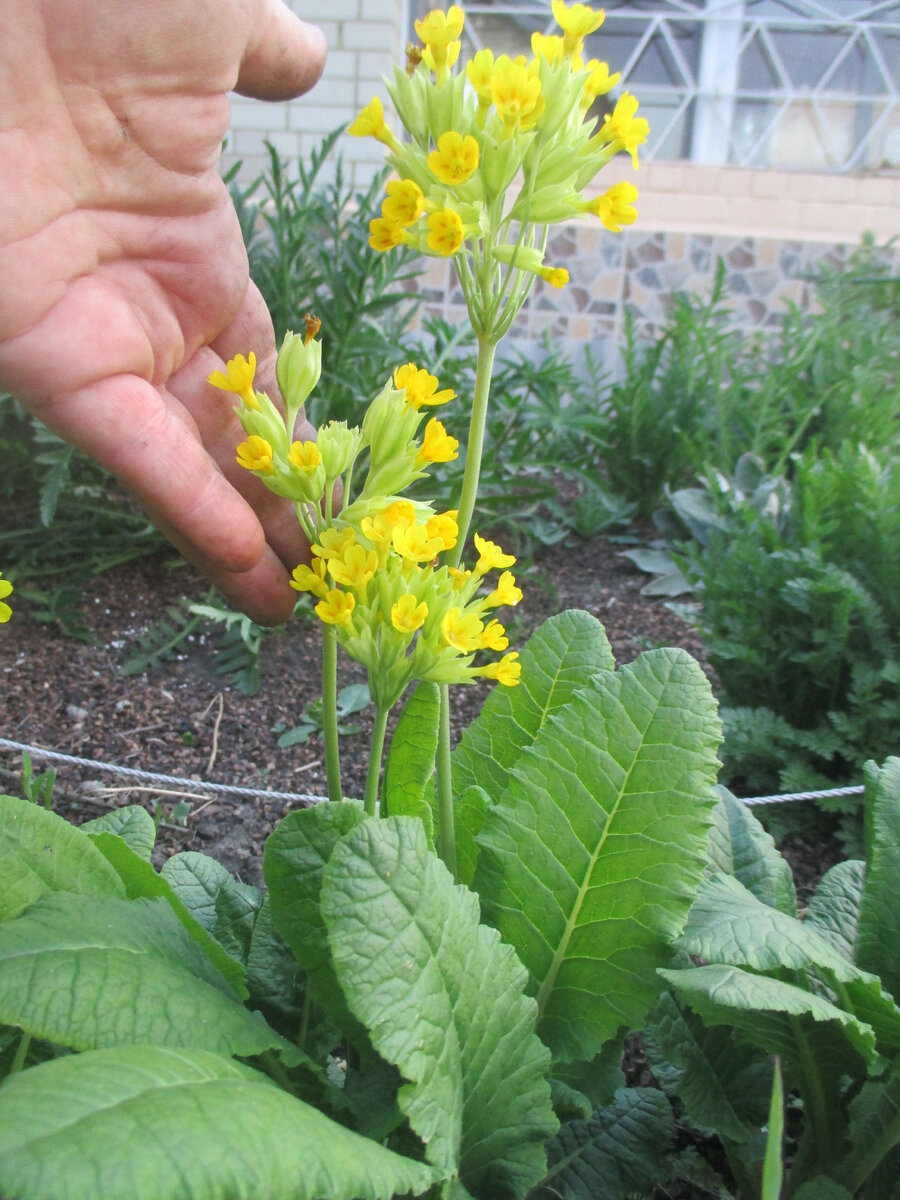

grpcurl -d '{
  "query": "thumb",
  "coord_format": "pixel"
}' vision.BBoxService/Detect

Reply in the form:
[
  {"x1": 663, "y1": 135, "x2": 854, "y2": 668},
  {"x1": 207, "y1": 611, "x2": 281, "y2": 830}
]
[{"x1": 236, "y1": 0, "x2": 327, "y2": 100}]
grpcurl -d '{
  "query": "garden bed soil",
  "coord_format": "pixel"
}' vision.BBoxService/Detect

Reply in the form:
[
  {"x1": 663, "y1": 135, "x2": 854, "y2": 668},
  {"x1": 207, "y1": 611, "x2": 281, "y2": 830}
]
[{"x1": 1, "y1": 531, "x2": 839, "y2": 900}]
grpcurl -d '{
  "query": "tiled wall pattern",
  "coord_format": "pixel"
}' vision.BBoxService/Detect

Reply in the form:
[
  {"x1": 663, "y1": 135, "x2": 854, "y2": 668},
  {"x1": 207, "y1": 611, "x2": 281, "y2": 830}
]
[{"x1": 405, "y1": 229, "x2": 900, "y2": 374}]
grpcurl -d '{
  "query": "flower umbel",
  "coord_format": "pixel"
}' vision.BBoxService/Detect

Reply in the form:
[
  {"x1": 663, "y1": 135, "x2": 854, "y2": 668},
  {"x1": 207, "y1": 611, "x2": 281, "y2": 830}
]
[{"x1": 0, "y1": 573, "x2": 12, "y2": 623}]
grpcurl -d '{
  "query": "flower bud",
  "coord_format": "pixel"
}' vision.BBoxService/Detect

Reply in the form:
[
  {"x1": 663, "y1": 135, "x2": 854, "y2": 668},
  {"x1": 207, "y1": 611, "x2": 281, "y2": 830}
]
[
  {"x1": 317, "y1": 420, "x2": 363, "y2": 481},
  {"x1": 276, "y1": 318, "x2": 323, "y2": 421}
]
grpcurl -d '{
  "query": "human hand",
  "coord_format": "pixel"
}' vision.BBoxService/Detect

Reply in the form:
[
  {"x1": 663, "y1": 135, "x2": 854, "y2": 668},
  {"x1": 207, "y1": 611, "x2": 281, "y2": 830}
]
[{"x1": 0, "y1": 0, "x2": 326, "y2": 623}]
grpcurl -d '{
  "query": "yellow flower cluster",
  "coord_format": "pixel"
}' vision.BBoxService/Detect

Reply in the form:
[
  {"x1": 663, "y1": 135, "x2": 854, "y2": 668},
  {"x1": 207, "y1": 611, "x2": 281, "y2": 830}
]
[
  {"x1": 290, "y1": 506, "x2": 523, "y2": 708},
  {"x1": 348, "y1": 0, "x2": 647, "y2": 314}
]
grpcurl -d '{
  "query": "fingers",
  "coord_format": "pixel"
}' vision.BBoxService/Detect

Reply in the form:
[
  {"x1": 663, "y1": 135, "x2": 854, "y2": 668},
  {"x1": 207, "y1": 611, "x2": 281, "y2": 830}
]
[{"x1": 236, "y1": 0, "x2": 327, "y2": 101}]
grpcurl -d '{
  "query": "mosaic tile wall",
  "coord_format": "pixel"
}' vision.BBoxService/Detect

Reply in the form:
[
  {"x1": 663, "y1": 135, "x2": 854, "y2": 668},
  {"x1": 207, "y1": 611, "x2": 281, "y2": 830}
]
[{"x1": 405, "y1": 229, "x2": 900, "y2": 375}]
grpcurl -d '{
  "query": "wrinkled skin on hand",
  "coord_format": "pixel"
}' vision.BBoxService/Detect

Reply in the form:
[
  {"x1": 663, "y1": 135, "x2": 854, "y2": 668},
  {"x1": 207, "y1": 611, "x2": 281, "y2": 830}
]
[{"x1": 0, "y1": 0, "x2": 327, "y2": 622}]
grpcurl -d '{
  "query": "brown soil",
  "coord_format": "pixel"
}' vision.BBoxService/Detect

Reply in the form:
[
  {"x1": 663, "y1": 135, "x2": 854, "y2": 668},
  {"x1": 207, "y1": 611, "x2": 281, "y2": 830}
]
[{"x1": 0, "y1": 532, "x2": 837, "y2": 897}]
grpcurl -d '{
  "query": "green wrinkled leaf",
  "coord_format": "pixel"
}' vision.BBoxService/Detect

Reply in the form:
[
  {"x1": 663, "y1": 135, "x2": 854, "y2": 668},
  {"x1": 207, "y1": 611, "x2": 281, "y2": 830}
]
[
  {"x1": 321, "y1": 817, "x2": 557, "y2": 1199},
  {"x1": 80, "y1": 804, "x2": 156, "y2": 859},
  {"x1": 0, "y1": 892, "x2": 289, "y2": 1059},
  {"x1": 858, "y1": 757, "x2": 900, "y2": 998},
  {"x1": 679, "y1": 874, "x2": 900, "y2": 1050},
  {"x1": 806, "y1": 859, "x2": 865, "y2": 963},
  {"x1": 539, "y1": 1087, "x2": 673, "y2": 1200},
  {"x1": 0, "y1": 1046, "x2": 440, "y2": 1200},
  {"x1": 707, "y1": 787, "x2": 796, "y2": 915},
  {"x1": 161, "y1": 850, "x2": 261, "y2": 944},
  {"x1": 382, "y1": 680, "x2": 438, "y2": 840},
  {"x1": 838, "y1": 1063, "x2": 900, "y2": 1194},
  {"x1": 660, "y1": 964, "x2": 876, "y2": 1072},
  {"x1": 88, "y1": 832, "x2": 247, "y2": 997},
  {"x1": 452, "y1": 609, "x2": 615, "y2": 804},
  {"x1": 454, "y1": 784, "x2": 489, "y2": 887},
  {"x1": 246, "y1": 894, "x2": 302, "y2": 1017},
  {"x1": 474, "y1": 647, "x2": 721, "y2": 1061},
  {"x1": 0, "y1": 794, "x2": 125, "y2": 921}
]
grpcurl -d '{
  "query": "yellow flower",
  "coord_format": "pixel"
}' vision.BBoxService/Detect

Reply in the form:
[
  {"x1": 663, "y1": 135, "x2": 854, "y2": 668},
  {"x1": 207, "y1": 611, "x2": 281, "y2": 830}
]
[
  {"x1": 448, "y1": 566, "x2": 471, "y2": 591},
  {"x1": 383, "y1": 499, "x2": 417, "y2": 527},
  {"x1": 417, "y1": 417, "x2": 459, "y2": 464},
  {"x1": 531, "y1": 33, "x2": 567, "y2": 65},
  {"x1": 490, "y1": 55, "x2": 542, "y2": 130},
  {"x1": 392, "y1": 522, "x2": 446, "y2": 564},
  {"x1": 236, "y1": 435, "x2": 275, "y2": 473},
  {"x1": 382, "y1": 179, "x2": 426, "y2": 226},
  {"x1": 426, "y1": 209, "x2": 465, "y2": 256},
  {"x1": 312, "y1": 527, "x2": 357, "y2": 560},
  {"x1": 290, "y1": 559, "x2": 329, "y2": 599},
  {"x1": 0, "y1": 573, "x2": 12, "y2": 623},
  {"x1": 369, "y1": 216, "x2": 408, "y2": 253},
  {"x1": 539, "y1": 265, "x2": 569, "y2": 288},
  {"x1": 473, "y1": 533, "x2": 516, "y2": 575},
  {"x1": 208, "y1": 352, "x2": 259, "y2": 408},
  {"x1": 393, "y1": 363, "x2": 456, "y2": 409},
  {"x1": 581, "y1": 58, "x2": 620, "y2": 104},
  {"x1": 415, "y1": 5, "x2": 465, "y2": 49},
  {"x1": 481, "y1": 651, "x2": 522, "y2": 686},
  {"x1": 441, "y1": 606, "x2": 484, "y2": 653},
  {"x1": 486, "y1": 570, "x2": 523, "y2": 607},
  {"x1": 427, "y1": 131, "x2": 480, "y2": 186},
  {"x1": 423, "y1": 40, "x2": 461, "y2": 75},
  {"x1": 587, "y1": 181, "x2": 638, "y2": 232},
  {"x1": 328, "y1": 544, "x2": 379, "y2": 591},
  {"x1": 481, "y1": 618, "x2": 509, "y2": 651},
  {"x1": 426, "y1": 510, "x2": 459, "y2": 550},
  {"x1": 551, "y1": 0, "x2": 605, "y2": 56},
  {"x1": 391, "y1": 594, "x2": 429, "y2": 634},
  {"x1": 600, "y1": 92, "x2": 649, "y2": 168},
  {"x1": 466, "y1": 48, "x2": 494, "y2": 103},
  {"x1": 348, "y1": 96, "x2": 400, "y2": 150},
  {"x1": 288, "y1": 440, "x2": 323, "y2": 472},
  {"x1": 315, "y1": 589, "x2": 356, "y2": 627}
]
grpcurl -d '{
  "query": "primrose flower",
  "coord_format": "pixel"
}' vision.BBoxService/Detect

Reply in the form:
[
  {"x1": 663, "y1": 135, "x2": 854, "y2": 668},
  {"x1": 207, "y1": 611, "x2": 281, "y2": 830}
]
[
  {"x1": 393, "y1": 363, "x2": 456, "y2": 409},
  {"x1": 328, "y1": 544, "x2": 379, "y2": 592},
  {"x1": 531, "y1": 33, "x2": 567, "y2": 65},
  {"x1": 441, "y1": 606, "x2": 484, "y2": 653},
  {"x1": 426, "y1": 209, "x2": 466, "y2": 256},
  {"x1": 236, "y1": 435, "x2": 275, "y2": 473},
  {"x1": 600, "y1": 92, "x2": 649, "y2": 167},
  {"x1": 466, "y1": 47, "x2": 495, "y2": 118},
  {"x1": 0, "y1": 573, "x2": 12, "y2": 623},
  {"x1": 291, "y1": 559, "x2": 329, "y2": 599},
  {"x1": 474, "y1": 533, "x2": 516, "y2": 575},
  {"x1": 288, "y1": 440, "x2": 322, "y2": 472},
  {"x1": 208, "y1": 352, "x2": 259, "y2": 409},
  {"x1": 486, "y1": 570, "x2": 523, "y2": 607},
  {"x1": 416, "y1": 4, "x2": 465, "y2": 78},
  {"x1": 315, "y1": 589, "x2": 356, "y2": 627},
  {"x1": 552, "y1": 0, "x2": 605, "y2": 57},
  {"x1": 587, "y1": 181, "x2": 638, "y2": 232},
  {"x1": 392, "y1": 522, "x2": 446, "y2": 564},
  {"x1": 391, "y1": 594, "x2": 429, "y2": 634},
  {"x1": 369, "y1": 216, "x2": 408, "y2": 252},
  {"x1": 481, "y1": 651, "x2": 522, "y2": 686},
  {"x1": 417, "y1": 417, "x2": 459, "y2": 464},
  {"x1": 481, "y1": 618, "x2": 509, "y2": 651},
  {"x1": 313, "y1": 527, "x2": 357, "y2": 561},
  {"x1": 348, "y1": 96, "x2": 401, "y2": 152},
  {"x1": 428, "y1": 131, "x2": 480, "y2": 185},
  {"x1": 426, "y1": 510, "x2": 459, "y2": 550},
  {"x1": 382, "y1": 179, "x2": 426, "y2": 226},
  {"x1": 581, "y1": 58, "x2": 620, "y2": 105},
  {"x1": 490, "y1": 55, "x2": 542, "y2": 133},
  {"x1": 540, "y1": 265, "x2": 570, "y2": 288}
]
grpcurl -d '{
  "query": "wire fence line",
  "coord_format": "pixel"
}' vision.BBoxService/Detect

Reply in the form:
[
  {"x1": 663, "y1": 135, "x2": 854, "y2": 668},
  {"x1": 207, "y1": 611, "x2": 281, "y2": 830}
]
[{"x1": 0, "y1": 736, "x2": 865, "y2": 809}]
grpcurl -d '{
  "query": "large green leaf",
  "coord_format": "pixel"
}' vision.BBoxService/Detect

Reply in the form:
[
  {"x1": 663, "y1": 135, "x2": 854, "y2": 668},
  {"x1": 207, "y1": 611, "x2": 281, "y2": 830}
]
[
  {"x1": 679, "y1": 874, "x2": 900, "y2": 1050},
  {"x1": 858, "y1": 757, "x2": 900, "y2": 998},
  {"x1": 838, "y1": 1064, "x2": 900, "y2": 1194},
  {"x1": 0, "y1": 1046, "x2": 440, "y2": 1200},
  {"x1": 161, "y1": 850, "x2": 262, "y2": 952},
  {"x1": 659, "y1": 964, "x2": 876, "y2": 1072},
  {"x1": 320, "y1": 817, "x2": 557, "y2": 1199},
  {"x1": 245, "y1": 895, "x2": 302, "y2": 1017},
  {"x1": 806, "y1": 859, "x2": 865, "y2": 963},
  {"x1": 382, "y1": 680, "x2": 439, "y2": 838},
  {"x1": 537, "y1": 1087, "x2": 672, "y2": 1200},
  {"x1": 473, "y1": 647, "x2": 721, "y2": 1061},
  {"x1": 451, "y1": 609, "x2": 615, "y2": 804},
  {"x1": 0, "y1": 892, "x2": 289, "y2": 1059},
  {"x1": 89, "y1": 832, "x2": 247, "y2": 996},
  {"x1": 0, "y1": 794, "x2": 125, "y2": 921},
  {"x1": 706, "y1": 788, "x2": 796, "y2": 915},
  {"x1": 80, "y1": 804, "x2": 156, "y2": 859}
]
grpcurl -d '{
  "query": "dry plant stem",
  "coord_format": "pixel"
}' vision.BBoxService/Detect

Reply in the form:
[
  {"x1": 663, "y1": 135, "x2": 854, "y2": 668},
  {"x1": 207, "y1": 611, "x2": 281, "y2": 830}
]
[{"x1": 322, "y1": 626, "x2": 343, "y2": 803}]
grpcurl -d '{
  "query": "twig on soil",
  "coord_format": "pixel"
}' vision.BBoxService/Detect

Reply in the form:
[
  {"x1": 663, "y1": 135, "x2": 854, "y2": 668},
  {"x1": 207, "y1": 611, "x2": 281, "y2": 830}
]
[{"x1": 200, "y1": 692, "x2": 225, "y2": 776}]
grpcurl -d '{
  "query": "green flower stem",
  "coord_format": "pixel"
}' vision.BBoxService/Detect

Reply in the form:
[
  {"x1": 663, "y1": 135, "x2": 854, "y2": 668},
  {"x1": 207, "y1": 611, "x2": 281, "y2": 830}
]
[
  {"x1": 363, "y1": 705, "x2": 390, "y2": 816},
  {"x1": 322, "y1": 626, "x2": 343, "y2": 803},
  {"x1": 449, "y1": 332, "x2": 498, "y2": 567},
  {"x1": 10, "y1": 1031, "x2": 30, "y2": 1075},
  {"x1": 436, "y1": 684, "x2": 458, "y2": 879}
]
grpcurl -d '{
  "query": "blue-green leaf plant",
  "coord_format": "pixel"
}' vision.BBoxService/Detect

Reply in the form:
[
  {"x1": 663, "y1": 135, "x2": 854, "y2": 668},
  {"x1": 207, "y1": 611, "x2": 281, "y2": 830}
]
[
  {"x1": 0, "y1": 6, "x2": 735, "y2": 1198},
  {"x1": 642, "y1": 758, "x2": 900, "y2": 1199}
]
